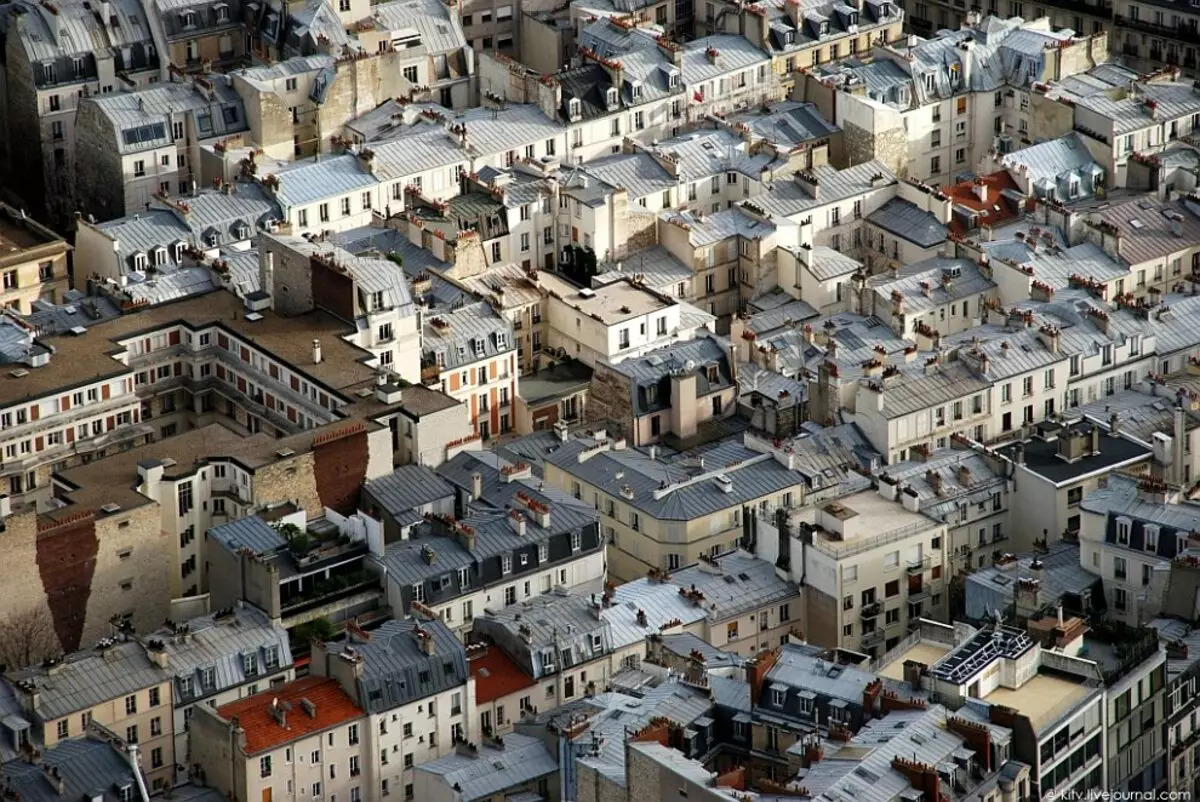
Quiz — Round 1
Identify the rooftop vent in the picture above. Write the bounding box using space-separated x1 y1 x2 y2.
275 448 295 458
9 368 29 378
100 503 121 513
244 312 264 322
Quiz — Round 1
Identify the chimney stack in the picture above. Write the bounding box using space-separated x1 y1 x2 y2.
471 472 482 501
312 338 323 364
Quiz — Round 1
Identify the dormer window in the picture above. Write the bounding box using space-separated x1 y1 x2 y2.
567 98 581 119
771 688 785 706
201 666 215 687
669 71 680 88
173 241 185 261
847 10 858 25
214 3 229 22
235 222 249 239
264 645 280 669
206 231 219 247
133 252 148 271
784 30 795 45
818 20 829 36
181 10 197 27
606 87 618 108
1145 524 1159 553
1069 179 1080 198
495 332 507 350
154 247 168 266
630 81 642 100
1116 517 1131 545
243 651 258 675
924 73 936 92
473 337 485 356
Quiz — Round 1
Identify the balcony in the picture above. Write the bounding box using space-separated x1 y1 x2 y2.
909 585 932 604
906 556 930 575
1115 15 1200 45
862 629 885 648
861 601 882 619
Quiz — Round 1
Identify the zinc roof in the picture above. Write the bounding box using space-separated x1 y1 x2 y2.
209 515 287 556
1077 81 1200 135
415 733 557 801
869 257 994 315
866 198 948 249
6 641 167 721
668 550 799 622
363 464 455 520
1090 195 1200 266
0 738 137 802
870 362 991 419
372 0 468 55
272 154 378 209
755 160 895 220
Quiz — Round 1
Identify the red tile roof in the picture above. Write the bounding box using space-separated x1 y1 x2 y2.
944 171 1024 236
217 676 364 755
470 646 536 705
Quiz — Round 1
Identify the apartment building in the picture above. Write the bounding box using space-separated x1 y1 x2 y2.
310 618 476 802
261 234 422 384
885 449 1011 575
541 428 807 580
1 0 163 229
0 736 151 801
141 602 294 784
782 484 950 656
980 132 1107 205
368 451 605 633
537 273 711 367
421 301 517 441
1113 0 1200 75
898 0 1109 42
746 642 882 781
585 336 737 447
965 541 1103 621
73 182 280 291
5 640 177 793
190 675 368 802
1078 474 1196 625
74 77 249 219
802 17 1107 187
207 509 386 631
863 258 996 339
1072 77 1200 188
1149 619 1200 794
0 203 71 314
468 643 536 738
997 419 1154 546
148 0 252 73
862 197 948 275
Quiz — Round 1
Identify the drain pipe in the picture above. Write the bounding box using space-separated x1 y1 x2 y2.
124 743 152 802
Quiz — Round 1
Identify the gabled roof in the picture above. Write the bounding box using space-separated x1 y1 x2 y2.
415 733 558 801
1 738 140 802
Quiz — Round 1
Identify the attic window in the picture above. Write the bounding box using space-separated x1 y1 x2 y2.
495 332 507 349
235 222 249 238
473 338 485 357
669 72 680 88
207 231 220 246
133 253 148 271
154 247 168 266
568 98 581 119
631 82 642 100
784 30 794 44
181 10 197 27
214 3 230 22
924 73 936 92
606 87 618 108
173 242 185 261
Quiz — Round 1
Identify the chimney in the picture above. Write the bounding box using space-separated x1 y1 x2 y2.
946 717 992 771
748 648 781 707
1090 425 1100 456
1109 413 1119 438
471 472 482 500
1029 558 1044 583
415 626 436 656
902 660 925 690
1175 404 1187 485
312 339 322 364
0 494 10 519
1057 601 1064 626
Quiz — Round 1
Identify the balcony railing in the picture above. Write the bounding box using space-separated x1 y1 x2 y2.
862 629 886 648
906 556 931 575
861 601 882 619
1115 15 1200 45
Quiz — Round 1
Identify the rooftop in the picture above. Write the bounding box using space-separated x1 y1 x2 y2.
667 550 799 622
979 673 1093 732
802 488 942 557
7 640 167 721
943 172 1023 236
866 197 947 249
414 733 557 801
468 645 536 705
538 272 672 325
996 422 1153 485
214 675 363 754
1090 194 1200 266
0 737 139 802
0 204 69 255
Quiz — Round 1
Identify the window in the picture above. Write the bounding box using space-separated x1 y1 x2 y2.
260 756 272 778
126 725 138 744
125 694 138 715
931 156 940 174
727 621 739 640
502 555 512 574
149 687 160 707
1117 518 1131 545
56 720 68 739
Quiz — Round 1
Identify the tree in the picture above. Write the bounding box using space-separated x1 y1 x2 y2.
294 617 337 645
0 608 59 672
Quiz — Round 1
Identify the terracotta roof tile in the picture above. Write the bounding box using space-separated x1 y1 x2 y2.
944 171 1024 236
469 646 536 705
217 676 363 755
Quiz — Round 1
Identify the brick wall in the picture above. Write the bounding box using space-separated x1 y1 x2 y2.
312 424 369 514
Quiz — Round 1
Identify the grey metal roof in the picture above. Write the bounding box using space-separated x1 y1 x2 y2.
1076 81 1200 136
143 603 292 705
23 293 122 336
766 642 878 701
966 541 1097 621
668 551 799 622
866 198 948 249
884 449 1004 525
415 732 557 801
755 160 896 220
582 151 676 201
325 618 468 713
88 77 246 155
942 324 1065 382
11 0 155 66
665 207 776 248
1 737 138 802
273 154 378 209
654 128 779 184
363 465 455 520
737 362 807 409
1000 132 1104 204
729 101 840 149
208 516 287 556
424 301 515 371
656 632 744 670
6 641 167 721
593 246 693 293
1080 472 1200 531
1090 195 1200 267
868 257 994 316
869 362 991 419
800 245 863 281
544 432 806 521
264 234 416 317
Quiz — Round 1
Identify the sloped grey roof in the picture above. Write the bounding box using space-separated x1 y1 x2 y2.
209 516 287 555
273 154 378 209
424 301 515 371
867 198 948 249
326 618 468 713
1 738 138 802
364 465 455 519
869 257 994 315
668 550 799 621
143 603 292 705
6 641 167 720
1076 81 1200 135
415 733 557 801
